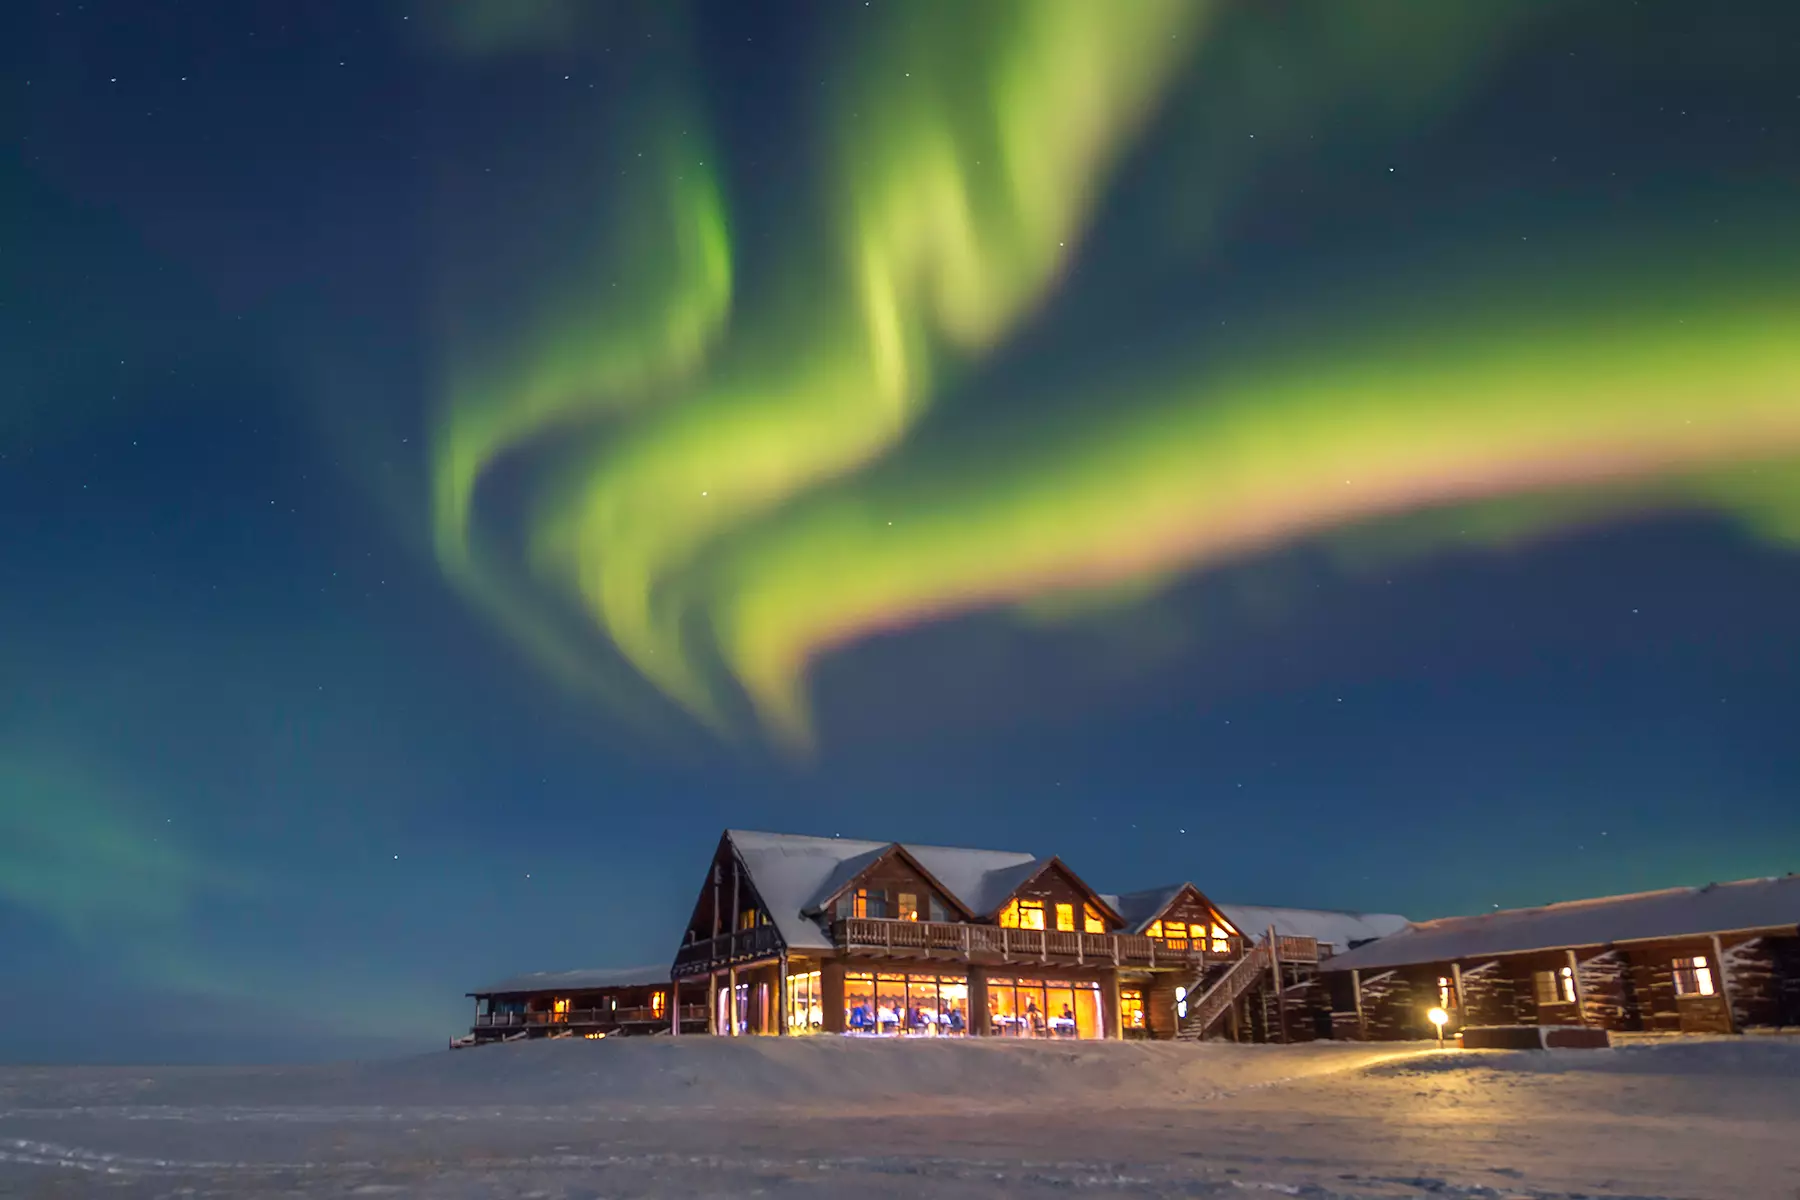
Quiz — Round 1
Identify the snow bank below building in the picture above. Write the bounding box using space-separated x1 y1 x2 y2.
4 1036 1798 1197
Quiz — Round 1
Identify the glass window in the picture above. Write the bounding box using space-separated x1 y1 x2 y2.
786 970 822 1034
899 892 919 922
852 889 869 919
999 899 1046 930
1120 987 1145 1030
877 974 907 1035
1162 920 1189 948
1210 924 1232 954
988 976 1020 1036
1055 903 1075 933
1084 904 1106 934
1673 956 1717 997
903 976 936 1033
651 990 666 1018
1146 920 1162 938
937 977 969 1035
1533 968 1577 1005
928 896 950 922
845 972 877 1034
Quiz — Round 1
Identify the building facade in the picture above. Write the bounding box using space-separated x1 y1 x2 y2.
663 830 1407 1042
1320 876 1800 1040
465 966 707 1044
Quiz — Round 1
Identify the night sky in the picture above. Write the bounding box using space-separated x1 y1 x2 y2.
4 1 1798 1063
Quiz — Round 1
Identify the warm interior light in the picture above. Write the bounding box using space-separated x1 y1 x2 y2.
1427 1006 1449 1027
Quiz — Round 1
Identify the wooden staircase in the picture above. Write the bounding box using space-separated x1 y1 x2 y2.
1176 940 1273 1040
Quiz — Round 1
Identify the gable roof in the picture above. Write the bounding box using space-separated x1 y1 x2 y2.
1325 874 1800 973
803 842 978 920
725 830 1040 952
979 856 1126 925
470 964 670 997
1100 884 1410 948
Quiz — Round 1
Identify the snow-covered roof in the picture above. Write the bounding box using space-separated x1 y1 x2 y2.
1215 903 1411 950
471 965 670 997
1099 883 1408 947
1101 886 1188 934
1325 875 1800 973
727 830 1040 949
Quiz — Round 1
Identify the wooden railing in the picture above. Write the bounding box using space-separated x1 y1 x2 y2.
830 918 1244 967
671 923 784 977
1277 935 1320 964
475 1004 706 1030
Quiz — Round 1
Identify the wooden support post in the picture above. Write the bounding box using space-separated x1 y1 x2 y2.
1566 949 1587 1025
1268 925 1285 1044
778 952 790 1036
1352 968 1366 1041
729 857 742 1037
670 979 680 1036
1711 934 1740 1034
1451 961 1465 1026
708 969 719 1036
969 971 989 1037
1104 971 1123 1040
727 964 739 1036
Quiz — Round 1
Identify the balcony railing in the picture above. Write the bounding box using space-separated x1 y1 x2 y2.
475 1004 706 1030
1275 935 1321 964
671 923 784 977
831 918 1247 968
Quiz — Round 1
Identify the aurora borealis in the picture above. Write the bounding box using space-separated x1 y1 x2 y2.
5 0 1799 1061
429 2 1800 747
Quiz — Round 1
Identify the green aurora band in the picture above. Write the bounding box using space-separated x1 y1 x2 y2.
429 1 1800 749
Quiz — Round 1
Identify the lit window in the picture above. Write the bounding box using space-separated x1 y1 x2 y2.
1532 968 1578 1005
1437 976 1456 1009
1000 899 1045 930
1084 904 1105 934
1055 903 1075 932
651 991 665 1017
899 892 919 921
1146 920 1163 938
1120 988 1145 1029
853 889 869 919
1673 955 1717 997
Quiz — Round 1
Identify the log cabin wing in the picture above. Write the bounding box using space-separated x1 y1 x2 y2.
466 965 704 1042
1321 874 1800 1040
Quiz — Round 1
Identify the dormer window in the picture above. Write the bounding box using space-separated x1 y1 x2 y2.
999 899 1046 930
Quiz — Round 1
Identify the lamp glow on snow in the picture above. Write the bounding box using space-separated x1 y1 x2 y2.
1427 1006 1449 1047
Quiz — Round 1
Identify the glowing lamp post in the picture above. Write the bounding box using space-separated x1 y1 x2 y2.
1427 1006 1449 1047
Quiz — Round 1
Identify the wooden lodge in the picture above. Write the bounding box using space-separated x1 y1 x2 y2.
660 830 1406 1042
1320 875 1800 1041
460 829 1798 1049
465 966 708 1044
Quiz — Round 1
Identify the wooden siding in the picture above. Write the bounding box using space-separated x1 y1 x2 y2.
1006 860 1114 929
1573 950 1634 1030
825 852 961 922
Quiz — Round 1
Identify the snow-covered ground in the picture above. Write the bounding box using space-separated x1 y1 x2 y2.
3 1036 1797 1198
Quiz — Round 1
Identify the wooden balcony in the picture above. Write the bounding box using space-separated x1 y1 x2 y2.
475 1004 706 1030
831 918 1251 969
672 923 784 977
